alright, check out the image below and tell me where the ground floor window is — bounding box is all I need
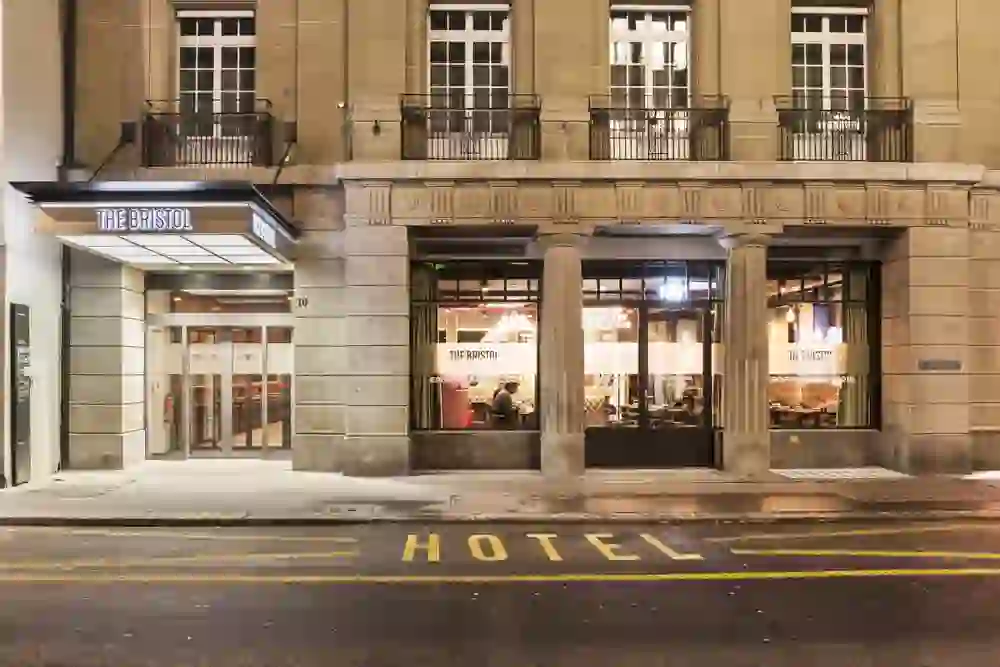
[582,260,725,467]
[410,261,541,431]
[767,260,879,429]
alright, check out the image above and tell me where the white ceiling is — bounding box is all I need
[58,234,289,269]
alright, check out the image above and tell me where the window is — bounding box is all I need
[582,262,724,432]
[607,6,690,158]
[411,262,539,431]
[791,8,866,111]
[610,7,689,110]
[178,11,257,128]
[767,261,878,429]
[428,5,511,139]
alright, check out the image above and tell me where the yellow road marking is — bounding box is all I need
[706,524,992,544]
[0,551,360,571]
[402,534,440,562]
[639,533,703,561]
[9,528,359,543]
[733,548,1000,561]
[2,569,1000,584]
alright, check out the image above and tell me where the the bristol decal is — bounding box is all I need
[96,207,193,232]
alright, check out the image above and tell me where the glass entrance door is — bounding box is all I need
[177,326,292,457]
[582,261,724,468]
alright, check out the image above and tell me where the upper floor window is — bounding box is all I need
[428,5,510,114]
[178,11,257,117]
[791,8,867,111]
[609,6,689,110]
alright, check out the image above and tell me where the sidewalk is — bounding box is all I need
[2,460,1000,524]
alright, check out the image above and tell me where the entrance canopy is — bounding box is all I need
[12,181,299,270]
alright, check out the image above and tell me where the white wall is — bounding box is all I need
[0,0,65,484]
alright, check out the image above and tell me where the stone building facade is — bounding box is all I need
[5,0,1000,485]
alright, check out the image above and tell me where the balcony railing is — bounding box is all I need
[775,96,913,162]
[141,99,275,167]
[400,94,541,160]
[589,95,730,161]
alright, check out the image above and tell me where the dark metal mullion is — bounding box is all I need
[701,304,714,429]
[637,301,650,431]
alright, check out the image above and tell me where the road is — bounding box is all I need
[3,520,1000,666]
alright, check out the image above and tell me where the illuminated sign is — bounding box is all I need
[252,214,277,248]
[96,207,193,232]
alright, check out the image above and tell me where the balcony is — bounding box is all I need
[400,94,541,160]
[141,99,275,167]
[776,96,913,162]
[589,95,730,161]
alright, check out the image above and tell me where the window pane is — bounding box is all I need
[179,47,197,69]
[220,18,240,36]
[429,10,447,31]
[196,47,214,68]
[221,47,238,69]
[179,18,198,36]
[848,45,864,66]
[239,69,255,91]
[179,69,196,92]
[239,47,255,68]
[238,17,255,36]
[221,69,238,91]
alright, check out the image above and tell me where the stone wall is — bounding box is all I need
[67,251,146,469]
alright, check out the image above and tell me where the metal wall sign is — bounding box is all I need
[96,207,193,232]
[9,303,31,486]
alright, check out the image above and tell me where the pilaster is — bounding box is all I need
[882,226,972,474]
[538,231,587,478]
[292,188,347,471]
[718,231,771,476]
[67,251,146,470]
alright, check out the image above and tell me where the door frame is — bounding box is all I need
[148,318,294,460]
[584,299,719,468]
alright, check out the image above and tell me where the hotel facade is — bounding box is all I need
[2,0,1000,486]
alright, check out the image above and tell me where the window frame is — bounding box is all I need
[790,6,868,112]
[410,260,542,433]
[766,259,881,431]
[176,9,257,121]
[427,4,511,111]
[609,4,691,111]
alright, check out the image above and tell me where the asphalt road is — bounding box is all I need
[4,520,1000,666]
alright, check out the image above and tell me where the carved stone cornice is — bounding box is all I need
[373,178,985,231]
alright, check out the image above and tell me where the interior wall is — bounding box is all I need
[0,0,65,483]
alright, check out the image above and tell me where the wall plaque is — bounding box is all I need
[917,359,962,372]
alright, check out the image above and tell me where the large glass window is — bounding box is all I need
[411,261,539,431]
[583,261,725,438]
[767,261,878,429]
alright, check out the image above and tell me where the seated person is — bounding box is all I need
[490,380,521,429]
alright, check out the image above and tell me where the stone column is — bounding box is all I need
[538,232,586,478]
[899,0,961,162]
[691,0,721,97]
[718,232,771,476]
[869,0,902,99]
[67,251,146,469]
[882,227,972,474]
[341,221,410,476]
[292,189,347,471]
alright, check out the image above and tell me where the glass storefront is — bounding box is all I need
[408,254,881,470]
[582,260,725,467]
[410,261,541,432]
[767,260,879,429]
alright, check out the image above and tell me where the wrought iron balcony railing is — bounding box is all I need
[589,95,730,161]
[775,96,913,162]
[400,94,541,160]
[141,99,275,167]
